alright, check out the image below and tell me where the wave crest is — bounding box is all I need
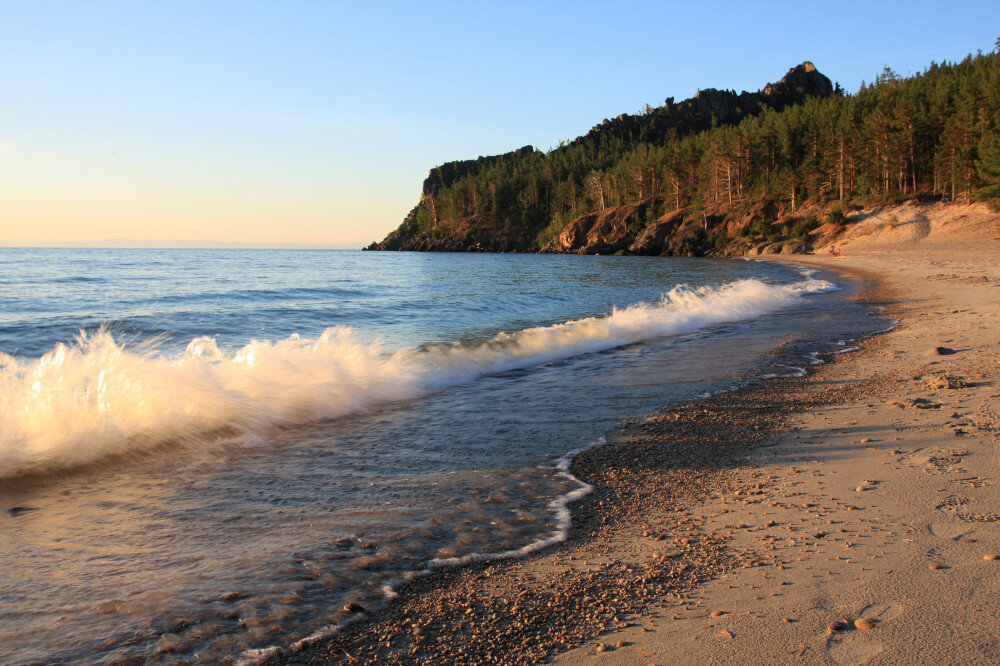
[0,276,834,479]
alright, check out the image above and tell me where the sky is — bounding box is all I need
[1,1,998,247]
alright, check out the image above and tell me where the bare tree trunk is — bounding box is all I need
[838,141,844,200]
[725,161,733,205]
[429,196,439,224]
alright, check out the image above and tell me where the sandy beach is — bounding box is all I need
[276,201,1000,665]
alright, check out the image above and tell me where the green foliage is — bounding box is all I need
[787,212,821,240]
[415,204,433,232]
[709,230,730,249]
[746,215,774,239]
[536,211,575,246]
[826,206,847,226]
[975,133,1000,206]
[628,215,646,237]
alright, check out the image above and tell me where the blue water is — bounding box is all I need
[0,248,817,355]
[0,249,883,664]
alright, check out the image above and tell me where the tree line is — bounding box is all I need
[406,45,1000,249]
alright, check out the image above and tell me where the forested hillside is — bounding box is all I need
[368,45,1000,256]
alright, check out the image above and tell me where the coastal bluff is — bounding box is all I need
[366,50,1000,259]
[366,63,836,256]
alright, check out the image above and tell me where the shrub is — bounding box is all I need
[746,215,773,238]
[536,212,573,246]
[786,212,821,241]
[826,208,847,226]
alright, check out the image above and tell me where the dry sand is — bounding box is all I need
[275,202,1000,666]
[556,204,1000,665]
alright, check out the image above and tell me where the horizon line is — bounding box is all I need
[0,239,369,250]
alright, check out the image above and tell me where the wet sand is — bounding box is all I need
[271,202,1000,665]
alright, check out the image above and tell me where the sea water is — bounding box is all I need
[0,249,884,663]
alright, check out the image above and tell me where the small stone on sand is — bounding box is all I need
[984,554,999,561]
[928,346,956,356]
[854,617,877,631]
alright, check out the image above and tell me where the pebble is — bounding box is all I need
[274,372,890,665]
[167,620,191,634]
[828,620,849,632]
[929,563,943,570]
[984,554,999,561]
[854,617,877,631]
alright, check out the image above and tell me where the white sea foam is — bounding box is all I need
[0,275,835,479]
[247,439,603,665]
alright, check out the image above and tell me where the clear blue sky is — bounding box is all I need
[1,1,998,246]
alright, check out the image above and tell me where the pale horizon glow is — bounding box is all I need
[1,1,998,246]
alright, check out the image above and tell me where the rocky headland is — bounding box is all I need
[366,63,841,257]
[365,49,1000,259]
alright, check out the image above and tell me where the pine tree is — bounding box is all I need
[975,134,1000,205]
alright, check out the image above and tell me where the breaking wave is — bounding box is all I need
[0,275,834,479]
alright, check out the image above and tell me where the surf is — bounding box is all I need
[0,274,835,480]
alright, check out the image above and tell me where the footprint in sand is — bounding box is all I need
[910,447,968,474]
[928,521,971,540]
[826,602,905,666]
[861,602,905,621]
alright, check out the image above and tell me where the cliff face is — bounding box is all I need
[366,63,836,256]
[537,198,772,257]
